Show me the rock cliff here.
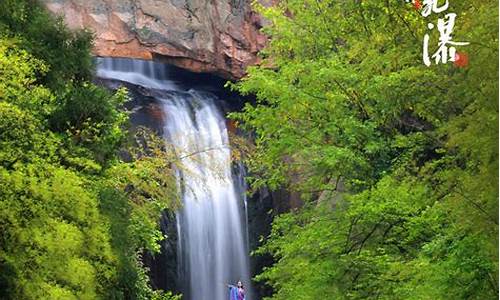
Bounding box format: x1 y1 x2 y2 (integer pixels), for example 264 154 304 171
42 0 268 79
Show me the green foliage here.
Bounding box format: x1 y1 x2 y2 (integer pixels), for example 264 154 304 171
95 129 181 300
133 255 182 300
0 0 94 88
0 164 116 300
233 0 498 299
0 1 181 299
103 129 181 254
0 39 54 118
51 83 129 171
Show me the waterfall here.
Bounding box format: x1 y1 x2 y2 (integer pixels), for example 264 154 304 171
96 57 252 300
96 57 178 90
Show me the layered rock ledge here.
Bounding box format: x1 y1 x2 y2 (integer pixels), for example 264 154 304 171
42 0 268 79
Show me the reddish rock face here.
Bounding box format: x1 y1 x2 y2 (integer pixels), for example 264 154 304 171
42 0 268 79
146 102 165 124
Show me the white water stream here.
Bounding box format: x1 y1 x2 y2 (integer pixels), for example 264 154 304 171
97 57 251 300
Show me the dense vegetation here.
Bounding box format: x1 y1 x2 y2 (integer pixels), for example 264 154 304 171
232 0 498 299
0 0 497 299
0 1 180 299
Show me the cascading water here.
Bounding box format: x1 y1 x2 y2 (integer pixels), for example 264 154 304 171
96 57 178 90
96 57 252 300
163 94 251 300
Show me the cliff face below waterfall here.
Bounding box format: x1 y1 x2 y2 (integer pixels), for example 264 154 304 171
41 0 269 79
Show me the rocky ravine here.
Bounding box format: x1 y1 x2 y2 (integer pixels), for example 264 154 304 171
42 0 268 79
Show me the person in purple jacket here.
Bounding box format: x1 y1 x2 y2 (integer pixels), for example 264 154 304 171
236 281 245 300
228 280 246 300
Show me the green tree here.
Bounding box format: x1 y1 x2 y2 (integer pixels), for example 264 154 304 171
232 0 498 299
0 2 181 299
